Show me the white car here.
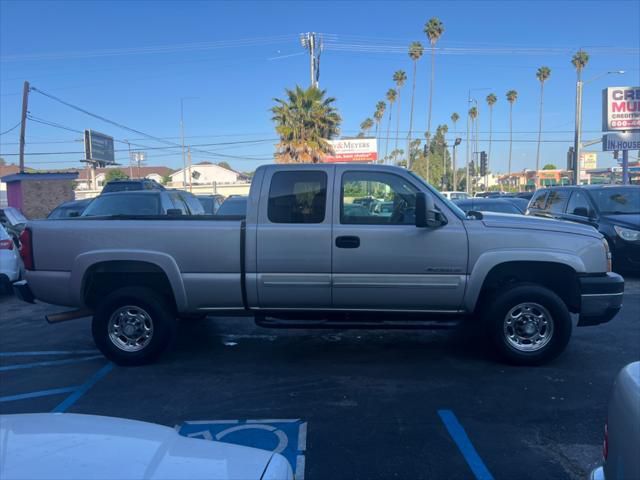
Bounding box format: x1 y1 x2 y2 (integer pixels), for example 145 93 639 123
0 224 20 292
440 191 471 200
0 413 293 480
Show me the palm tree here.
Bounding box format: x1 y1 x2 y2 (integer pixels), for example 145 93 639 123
468 107 478 181
485 93 497 181
384 88 397 161
406 41 424 167
423 17 445 178
535 66 551 182
450 112 460 187
506 90 518 180
571 49 589 82
392 70 407 154
271 85 341 163
374 101 386 159
360 117 374 137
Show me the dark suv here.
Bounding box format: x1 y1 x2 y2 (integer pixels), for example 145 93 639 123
102 178 165 193
527 185 640 272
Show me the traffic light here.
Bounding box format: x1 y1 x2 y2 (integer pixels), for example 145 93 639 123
469 160 476 177
480 151 488 177
567 147 575 171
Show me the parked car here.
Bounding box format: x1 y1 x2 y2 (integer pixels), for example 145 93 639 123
526 185 640 271
454 198 525 215
0 207 27 240
81 190 205 217
0 224 21 293
474 191 505 198
590 362 640 480
47 198 93 219
441 191 471 200
197 194 225 214
15 164 623 366
102 178 165 193
0 413 293 480
216 195 247 216
502 197 530 213
352 196 383 211
504 191 534 201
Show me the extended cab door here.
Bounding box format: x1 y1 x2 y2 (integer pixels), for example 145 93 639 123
331 167 468 311
254 166 334 308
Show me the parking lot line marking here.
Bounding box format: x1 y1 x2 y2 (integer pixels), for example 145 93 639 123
0 350 99 357
0 355 104 372
298 422 307 451
0 386 79 403
296 455 306 480
438 409 495 480
52 363 113 413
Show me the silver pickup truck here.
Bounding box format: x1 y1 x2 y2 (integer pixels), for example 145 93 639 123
14 164 624 366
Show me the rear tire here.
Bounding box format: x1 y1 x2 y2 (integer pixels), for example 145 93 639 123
92 286 177 366
482 284 572 366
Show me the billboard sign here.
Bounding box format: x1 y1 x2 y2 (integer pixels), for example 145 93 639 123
602 87 640 131
323 138 377 163
84 129 115 164
602 131 640 151
579 152 597 182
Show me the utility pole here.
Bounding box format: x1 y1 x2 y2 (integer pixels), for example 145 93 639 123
180 99 186 188
18 81 30 173
301 32 322 88
188 147 193 192
573 79 583 185
125 140 133 178
622 149 630 185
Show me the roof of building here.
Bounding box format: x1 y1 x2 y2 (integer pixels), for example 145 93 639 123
75 166 174 181
1 171 79 183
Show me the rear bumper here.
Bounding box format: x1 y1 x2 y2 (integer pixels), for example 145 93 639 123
12 280 35 303
577 273 624 326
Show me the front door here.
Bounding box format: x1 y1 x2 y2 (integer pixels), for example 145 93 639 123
331 168 468 311
256 167 333 309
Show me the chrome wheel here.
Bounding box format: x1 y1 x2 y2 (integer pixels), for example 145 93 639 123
108 305 154 352
503 302 554 352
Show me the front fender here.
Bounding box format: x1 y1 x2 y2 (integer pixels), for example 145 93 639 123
70 249 188 312
464 248 586 312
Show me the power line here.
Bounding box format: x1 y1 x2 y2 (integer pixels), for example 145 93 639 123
0 121 21 136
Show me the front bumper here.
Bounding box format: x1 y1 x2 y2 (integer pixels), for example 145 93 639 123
12 280 35 303
577 272 624 326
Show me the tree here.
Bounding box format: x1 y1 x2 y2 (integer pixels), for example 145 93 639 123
360 117 374 137
374 100 386 155
543 163 557 170
104 169 129 183
413 124 451 187
384 88 397 161
485 93 497 180
217 161 233 170
450 112 460 186
271 85 341 163
0 157 5 166
506 90 518 177
535 66 552 179
450 112 459 131
423 17 445 179
571 49 589 82
161 174 172 185
406 41 424 168
392 70 407 154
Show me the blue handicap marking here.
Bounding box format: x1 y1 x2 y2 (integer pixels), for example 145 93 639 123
178 419 307 479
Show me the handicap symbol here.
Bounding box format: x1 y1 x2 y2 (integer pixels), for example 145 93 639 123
178 419 307 479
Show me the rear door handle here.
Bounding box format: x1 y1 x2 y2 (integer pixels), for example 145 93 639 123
335 236 360 248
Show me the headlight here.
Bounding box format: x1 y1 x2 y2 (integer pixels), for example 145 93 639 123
602 238 612 272
614 225 640 242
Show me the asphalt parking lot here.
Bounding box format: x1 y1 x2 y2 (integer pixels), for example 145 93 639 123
1 276 639 480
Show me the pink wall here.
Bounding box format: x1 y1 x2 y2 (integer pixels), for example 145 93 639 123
7 182 23 212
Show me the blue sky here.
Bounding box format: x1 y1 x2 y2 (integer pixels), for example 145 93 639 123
1 0 638 174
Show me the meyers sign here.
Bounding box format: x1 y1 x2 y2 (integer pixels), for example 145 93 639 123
323 138 378 163
602 86 640 131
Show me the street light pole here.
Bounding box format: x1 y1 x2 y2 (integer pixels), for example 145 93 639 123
466 88 491 194
180 99 186 188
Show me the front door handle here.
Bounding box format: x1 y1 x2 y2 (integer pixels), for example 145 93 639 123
335 236 360 248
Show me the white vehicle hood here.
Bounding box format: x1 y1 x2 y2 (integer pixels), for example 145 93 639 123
478 212 602 239
0 413 292 480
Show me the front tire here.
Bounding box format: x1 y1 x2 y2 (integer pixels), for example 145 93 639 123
92 286 177 366
483 284 572 366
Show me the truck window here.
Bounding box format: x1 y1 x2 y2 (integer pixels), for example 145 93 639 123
546 190 569 214
566 190 592 216
169 192 189 214
267 171 327 223
341 171 417 225
529 190 549 211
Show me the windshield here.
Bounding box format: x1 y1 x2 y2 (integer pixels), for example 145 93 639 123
82 194 161 216
216 198 247 216
590 188 640 214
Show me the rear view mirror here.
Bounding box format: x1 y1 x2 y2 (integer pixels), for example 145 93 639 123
167 209 183 216
415 192 444 228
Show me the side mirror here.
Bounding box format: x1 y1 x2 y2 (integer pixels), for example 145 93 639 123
415 192 444 228
167 209 183 216
573 207 590 218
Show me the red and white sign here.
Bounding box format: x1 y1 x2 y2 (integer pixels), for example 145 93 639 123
602 87 640 132
323 138 378 163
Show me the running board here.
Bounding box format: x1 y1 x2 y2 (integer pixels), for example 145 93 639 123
45 309 92 324
255 316 462 330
